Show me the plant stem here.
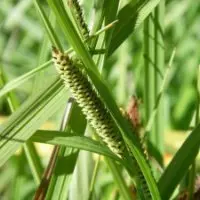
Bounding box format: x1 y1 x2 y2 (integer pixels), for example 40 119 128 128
188 65 200 199
144 14 155 145
154 0 165 158
144 1 165 167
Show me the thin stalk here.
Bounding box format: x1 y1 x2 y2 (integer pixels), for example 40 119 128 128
89 20 118 39
106 158 134 200
188 65 200 199
154 0 165 157
144 14 155 146
34 99 74 200
33 0 63 50
88 156 100 200
117 42 129 105
89 0 105 49
145 49 175 134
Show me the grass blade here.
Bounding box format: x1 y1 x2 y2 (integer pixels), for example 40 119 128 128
158 124 200 199
0 78 67 167
108 0 161 56
0 68 43 185
0 61 51 98
31 130 123 164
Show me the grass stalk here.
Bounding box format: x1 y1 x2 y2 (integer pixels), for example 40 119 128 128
144 14 155 146
154 1 165 156
144 1 165 166
188 65 200 199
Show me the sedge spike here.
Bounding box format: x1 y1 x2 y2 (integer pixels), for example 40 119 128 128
68 0 90 41
52 47 125 157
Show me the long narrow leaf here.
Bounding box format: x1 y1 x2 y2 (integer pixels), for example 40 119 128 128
108 0 161 56
0 78 67 167
31 130 123 165
0 61 51 98
158 124 200 199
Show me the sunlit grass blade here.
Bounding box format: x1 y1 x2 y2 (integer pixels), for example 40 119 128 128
153 1 165 158
0 68 43 185
0 61 51 98
0 78 67 167
33 0 62 50
31 130 123 165
145 49 176 134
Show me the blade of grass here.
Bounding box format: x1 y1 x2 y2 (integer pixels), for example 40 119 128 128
0 67 43 185
158 123 200 199
23 141 43 185
0 77 67 167
31 130 123 165
0 60 52 98
88 155 100 200
106 158 133 200
33 0 63 51
143 48 175 168
108 0 161 56
144 13 156 151
188 65 200 199
145 49 176 134
153 1 165 157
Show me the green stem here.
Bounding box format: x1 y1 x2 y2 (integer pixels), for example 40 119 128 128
154 1 165 156
188 65 200 199
144 14 155 143
88 156 100 200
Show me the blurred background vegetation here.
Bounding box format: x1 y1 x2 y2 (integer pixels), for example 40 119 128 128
0 0 199 199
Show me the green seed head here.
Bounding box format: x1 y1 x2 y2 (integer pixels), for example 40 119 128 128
52 47 125 157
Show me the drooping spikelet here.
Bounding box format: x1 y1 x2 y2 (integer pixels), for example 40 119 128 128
68 0 90 41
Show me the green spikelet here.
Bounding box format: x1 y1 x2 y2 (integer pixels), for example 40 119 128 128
52 47 153 199
68 0 90 41
52 47 125 156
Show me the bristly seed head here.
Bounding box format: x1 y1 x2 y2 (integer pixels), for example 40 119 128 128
68 0 90 41
52 47 125 157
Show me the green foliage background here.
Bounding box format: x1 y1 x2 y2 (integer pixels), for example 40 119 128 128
0 0 199 199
